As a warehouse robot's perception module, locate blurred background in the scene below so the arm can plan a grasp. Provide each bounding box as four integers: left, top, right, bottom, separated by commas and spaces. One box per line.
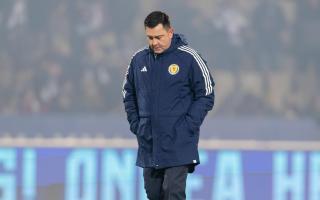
0, 0, 320, 122
0, 0, 319, 199
0, 0, 319, 140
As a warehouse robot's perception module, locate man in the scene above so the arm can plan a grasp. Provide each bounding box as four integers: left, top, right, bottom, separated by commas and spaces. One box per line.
122, 11, 215, 200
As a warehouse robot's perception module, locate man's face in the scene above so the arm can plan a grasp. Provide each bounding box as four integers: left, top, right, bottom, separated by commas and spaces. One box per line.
145, 24, 173, 54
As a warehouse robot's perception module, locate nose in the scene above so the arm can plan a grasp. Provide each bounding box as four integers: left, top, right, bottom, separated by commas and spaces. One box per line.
152, 39, 159, 46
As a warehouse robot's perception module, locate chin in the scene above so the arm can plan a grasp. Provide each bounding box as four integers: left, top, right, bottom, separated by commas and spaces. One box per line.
154, 49, 163, 54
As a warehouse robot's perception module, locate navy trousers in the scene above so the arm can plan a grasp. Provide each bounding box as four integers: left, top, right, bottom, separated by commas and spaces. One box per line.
143, 166, 189, 200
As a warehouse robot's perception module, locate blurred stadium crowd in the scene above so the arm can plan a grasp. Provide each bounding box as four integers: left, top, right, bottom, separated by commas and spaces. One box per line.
0, 0, 319, 122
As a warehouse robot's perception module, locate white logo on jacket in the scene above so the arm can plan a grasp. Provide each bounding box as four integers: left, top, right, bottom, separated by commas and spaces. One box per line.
141, 66, 147, 72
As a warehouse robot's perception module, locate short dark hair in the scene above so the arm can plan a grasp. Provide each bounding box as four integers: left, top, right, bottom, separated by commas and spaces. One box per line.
144, 11, 171, 29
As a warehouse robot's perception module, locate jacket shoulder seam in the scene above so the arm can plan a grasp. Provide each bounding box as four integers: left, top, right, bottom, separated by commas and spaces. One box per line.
131, 46, 148, 61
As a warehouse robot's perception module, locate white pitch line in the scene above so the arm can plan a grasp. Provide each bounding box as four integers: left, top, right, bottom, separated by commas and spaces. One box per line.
0, 137, 319, 150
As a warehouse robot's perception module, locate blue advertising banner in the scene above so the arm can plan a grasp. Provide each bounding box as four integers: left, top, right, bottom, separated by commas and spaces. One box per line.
0, 148, 319, 200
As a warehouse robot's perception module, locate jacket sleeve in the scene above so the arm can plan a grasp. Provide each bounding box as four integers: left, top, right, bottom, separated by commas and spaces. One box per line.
122, 59, 139, 135
186, 53, 215, 131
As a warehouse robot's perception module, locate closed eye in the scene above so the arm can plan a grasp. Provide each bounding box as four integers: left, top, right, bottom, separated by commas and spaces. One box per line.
147, 35, 163, 40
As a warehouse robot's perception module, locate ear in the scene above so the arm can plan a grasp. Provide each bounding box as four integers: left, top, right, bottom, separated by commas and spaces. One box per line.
168, 28, 174, 38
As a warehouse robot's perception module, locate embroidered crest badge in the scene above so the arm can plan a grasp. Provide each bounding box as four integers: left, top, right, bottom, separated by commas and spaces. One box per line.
168, 64, 179, 75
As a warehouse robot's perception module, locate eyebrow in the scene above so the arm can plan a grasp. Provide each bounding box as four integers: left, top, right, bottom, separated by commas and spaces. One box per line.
147, 34, 164, 39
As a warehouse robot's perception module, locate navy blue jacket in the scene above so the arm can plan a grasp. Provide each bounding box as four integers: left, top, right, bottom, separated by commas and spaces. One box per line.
123, 34, 215, 171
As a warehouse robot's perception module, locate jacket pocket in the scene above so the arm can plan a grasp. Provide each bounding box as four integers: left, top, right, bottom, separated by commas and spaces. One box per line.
136, 117, 152, 152
158, 116, 179, 152
184, 115, 200, 134
174, 115, 200, 148
160, 116, 195, 152
130, 119, 139, 135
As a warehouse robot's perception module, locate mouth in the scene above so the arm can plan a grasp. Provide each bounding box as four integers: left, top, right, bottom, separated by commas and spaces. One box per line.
152, 45, 161, 50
